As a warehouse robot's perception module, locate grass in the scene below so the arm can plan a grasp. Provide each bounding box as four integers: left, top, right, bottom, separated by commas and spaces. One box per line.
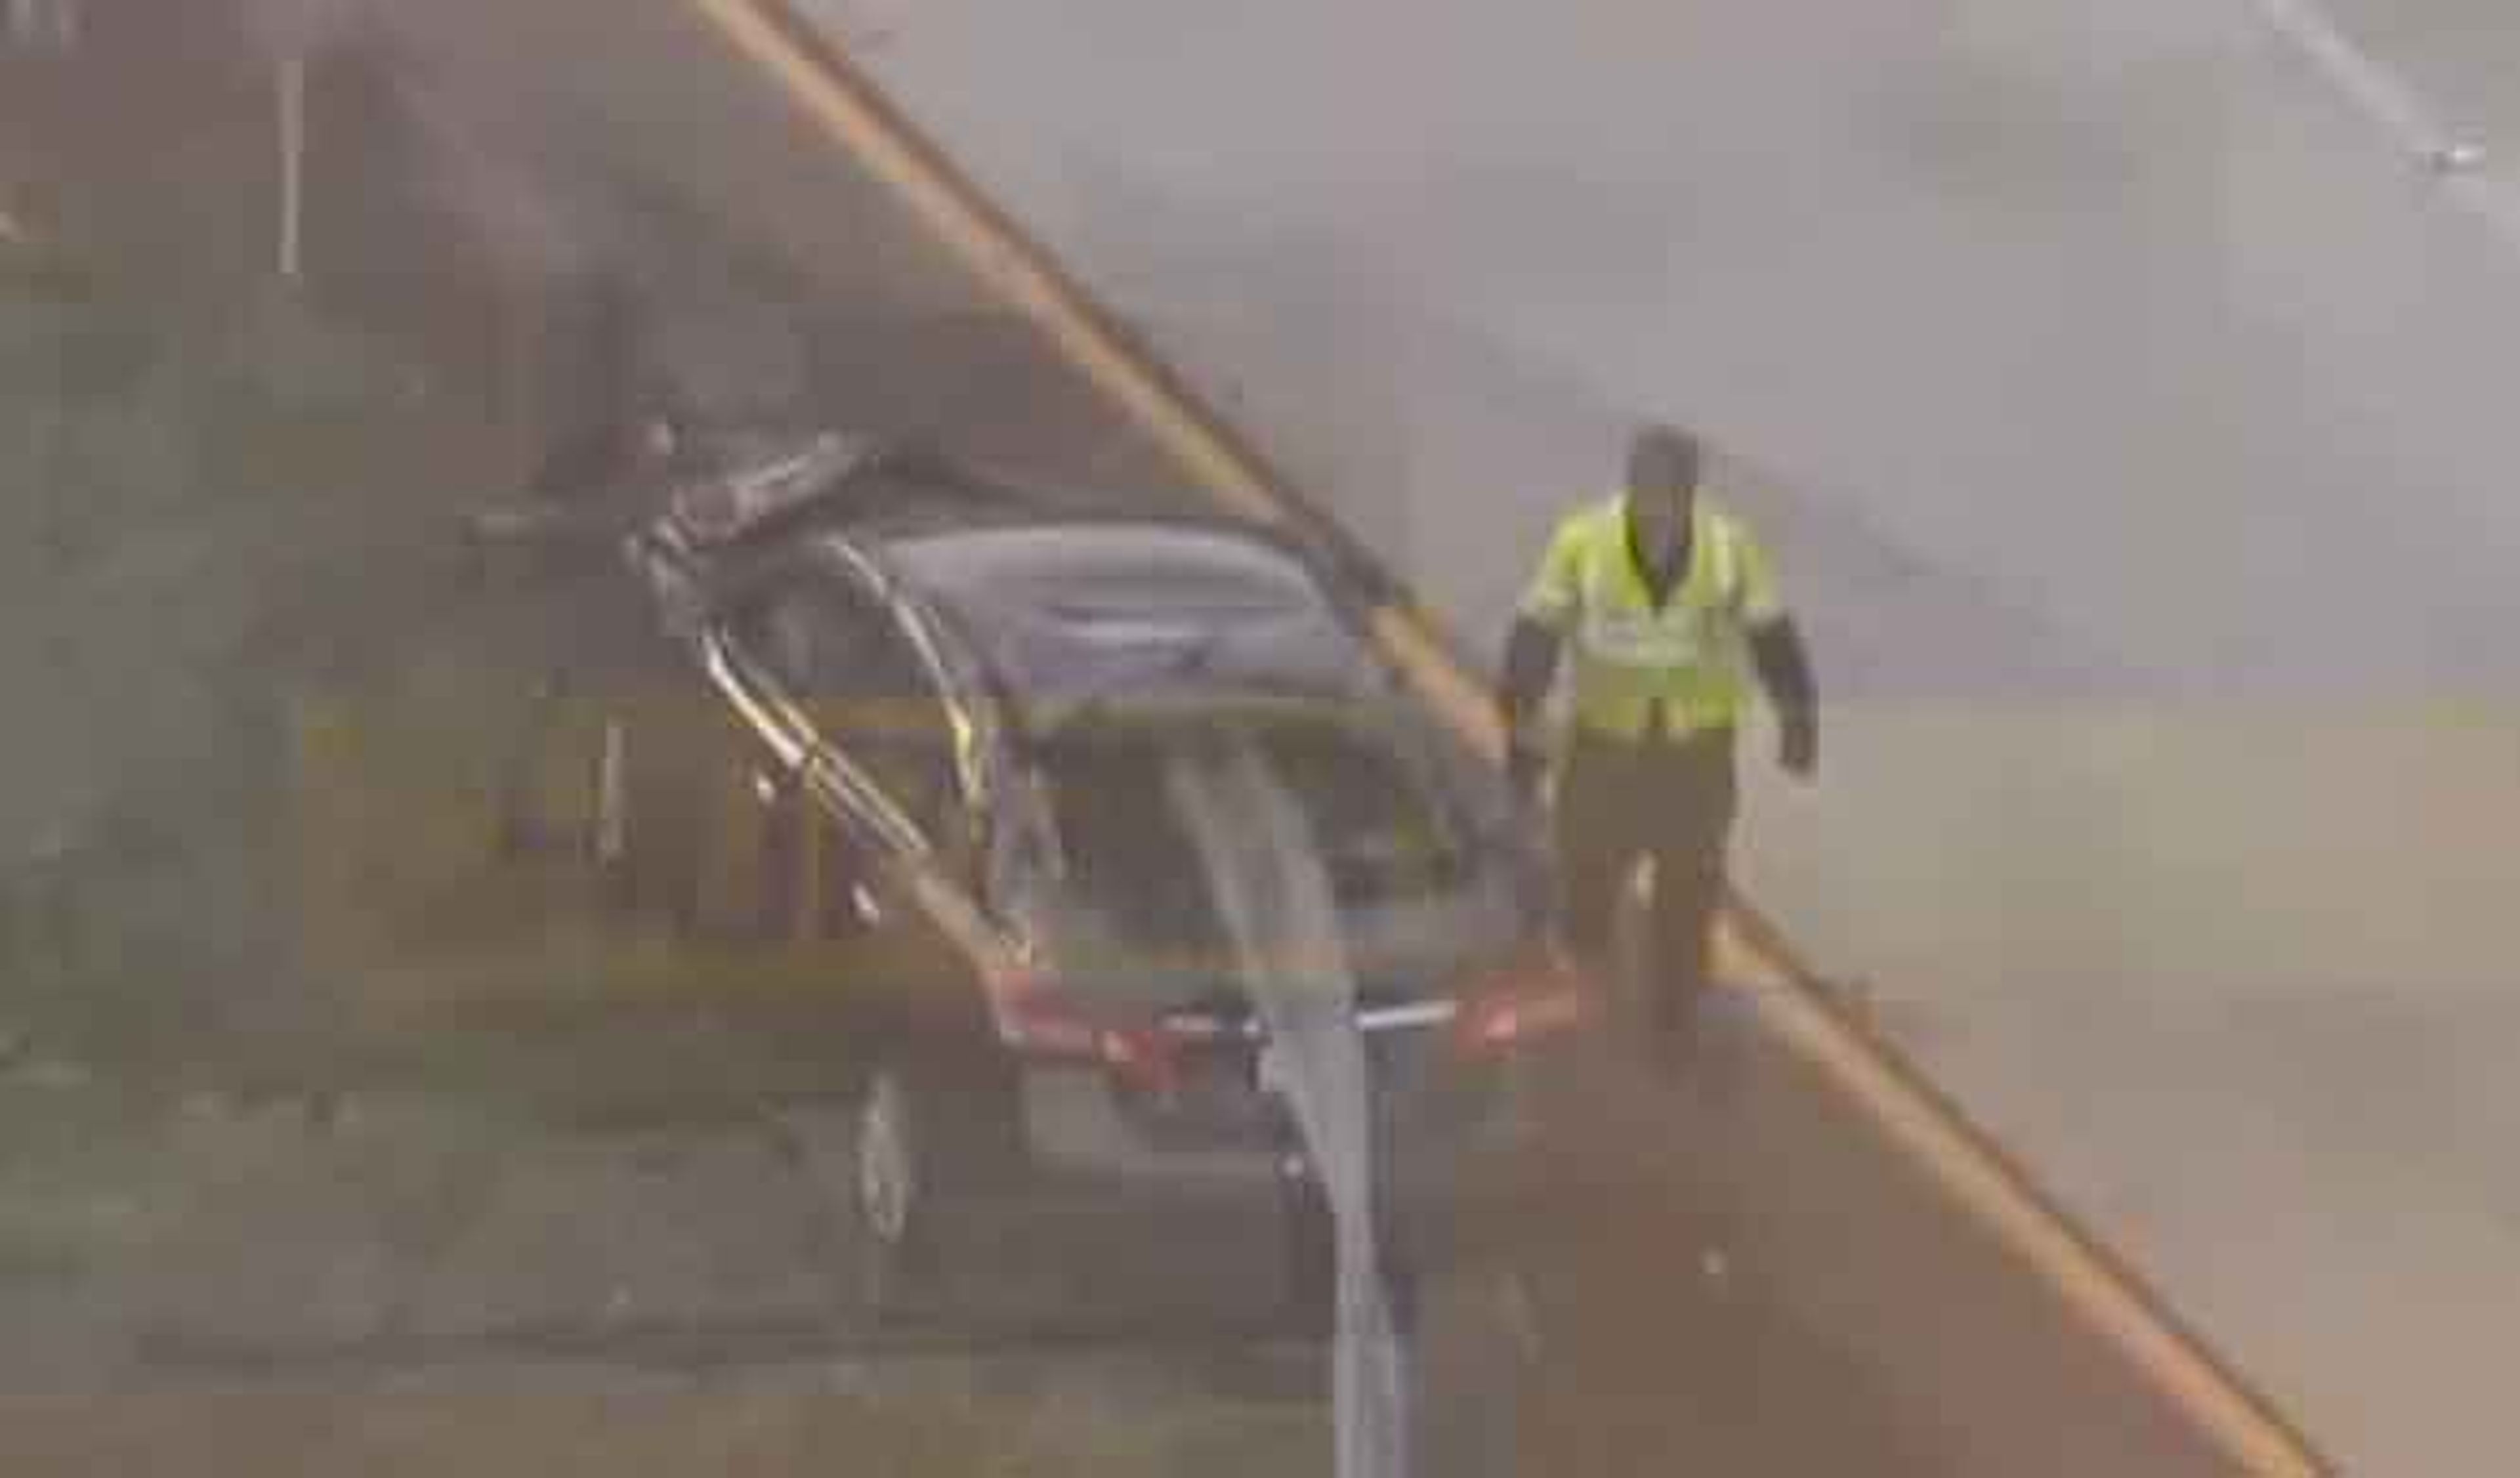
0, 1070, 169, 1288
0, 1068, 1324, 1477
0, 1372, 1321, 1477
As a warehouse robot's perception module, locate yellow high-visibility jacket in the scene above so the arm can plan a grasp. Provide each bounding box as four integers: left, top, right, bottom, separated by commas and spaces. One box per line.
1518, 494, 1786, 742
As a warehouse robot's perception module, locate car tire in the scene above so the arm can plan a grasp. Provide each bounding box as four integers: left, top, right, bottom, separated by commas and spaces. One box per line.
850, 1063, 954, 1325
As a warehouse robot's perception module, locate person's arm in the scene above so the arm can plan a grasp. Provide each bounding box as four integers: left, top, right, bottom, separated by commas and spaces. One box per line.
1748, 617, 1817, 777
1498, 515, 1584, 796
1731, 524, 1818, 778
1498, 617, 1564, 735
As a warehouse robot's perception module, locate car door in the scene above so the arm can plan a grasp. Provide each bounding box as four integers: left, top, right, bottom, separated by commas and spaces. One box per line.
717, 560, 1017, 1057
711, 562, 972, 940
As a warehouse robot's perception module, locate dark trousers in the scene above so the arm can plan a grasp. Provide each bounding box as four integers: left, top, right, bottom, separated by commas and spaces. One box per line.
1553, 725, 1738, 1050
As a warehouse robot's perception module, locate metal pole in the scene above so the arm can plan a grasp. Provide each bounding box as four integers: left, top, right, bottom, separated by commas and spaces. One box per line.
278, 52, 305, 280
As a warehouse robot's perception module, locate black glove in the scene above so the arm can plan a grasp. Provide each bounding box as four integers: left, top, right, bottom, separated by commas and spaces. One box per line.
1778, 713, 1818, 780
1749, 620, 1819, 782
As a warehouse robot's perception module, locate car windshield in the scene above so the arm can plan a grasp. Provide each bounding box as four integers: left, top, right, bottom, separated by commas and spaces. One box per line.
1025, 707, 1483, 1005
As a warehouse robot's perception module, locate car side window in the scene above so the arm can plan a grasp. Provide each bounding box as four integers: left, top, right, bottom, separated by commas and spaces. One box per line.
724, 574, 961, 844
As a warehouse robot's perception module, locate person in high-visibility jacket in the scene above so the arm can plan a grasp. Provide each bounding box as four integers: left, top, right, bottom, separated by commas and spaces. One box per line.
1499, 423, 1818, 1074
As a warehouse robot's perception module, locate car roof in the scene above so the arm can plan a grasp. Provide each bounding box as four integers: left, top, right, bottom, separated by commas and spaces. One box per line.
650, 427, 1387, 713
869, 517, 1381, 712
662, 428, 1248, 562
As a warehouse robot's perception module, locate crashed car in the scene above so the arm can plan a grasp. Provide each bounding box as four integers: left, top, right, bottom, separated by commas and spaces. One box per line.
480, 429, 1595, 1324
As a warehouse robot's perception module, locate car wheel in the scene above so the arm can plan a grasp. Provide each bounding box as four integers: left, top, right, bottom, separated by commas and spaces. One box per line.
852, 1064, 950, 1323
